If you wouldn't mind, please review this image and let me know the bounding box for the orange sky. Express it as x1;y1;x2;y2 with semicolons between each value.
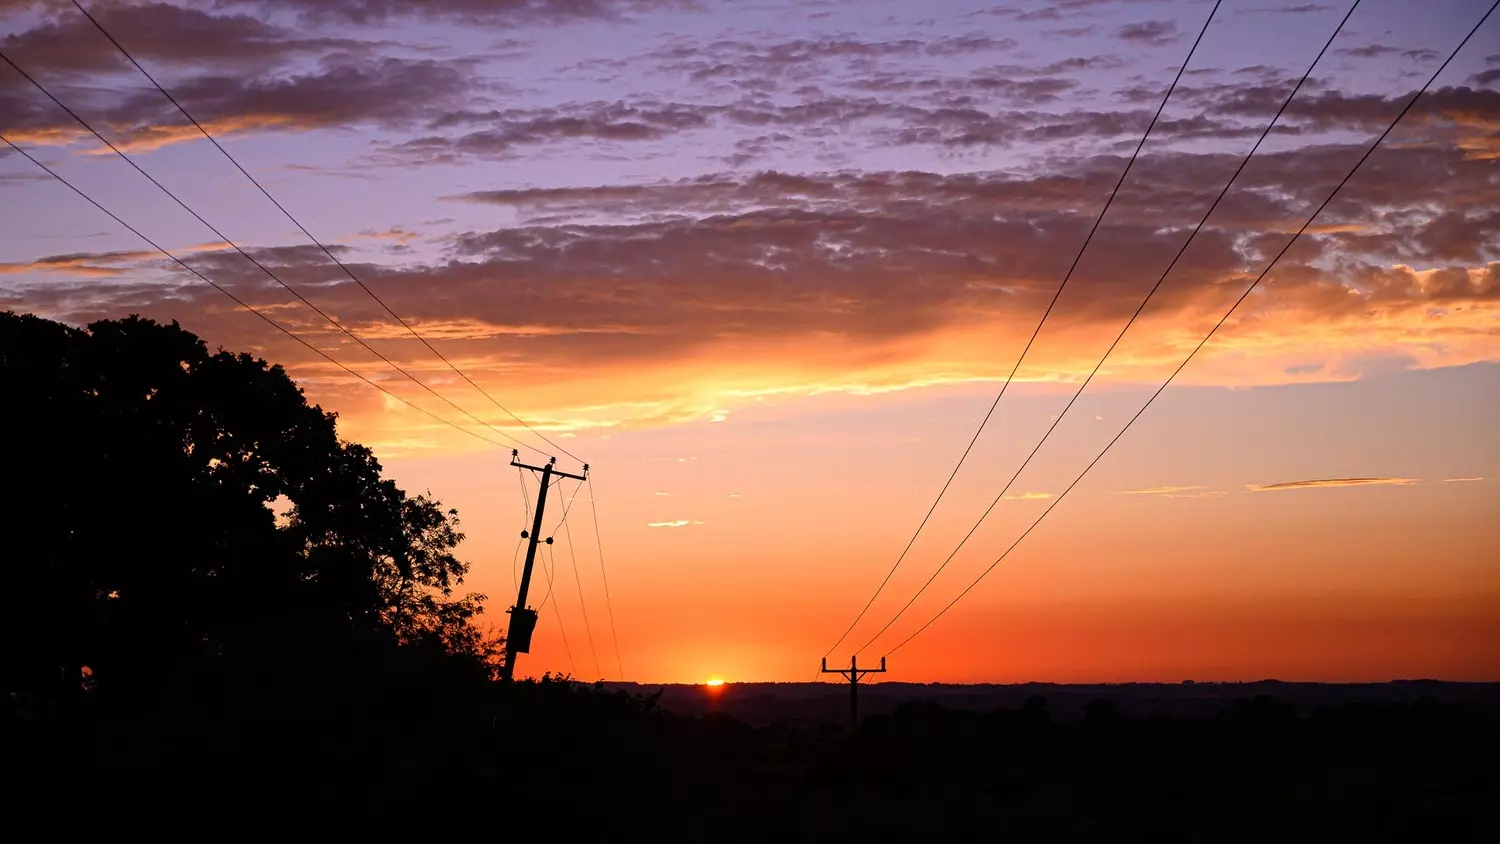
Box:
3;0;1498;682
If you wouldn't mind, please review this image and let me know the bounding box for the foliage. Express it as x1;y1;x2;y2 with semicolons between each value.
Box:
0;311;491;714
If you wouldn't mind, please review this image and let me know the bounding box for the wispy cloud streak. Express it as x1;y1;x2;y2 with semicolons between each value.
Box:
1246;477;1417;492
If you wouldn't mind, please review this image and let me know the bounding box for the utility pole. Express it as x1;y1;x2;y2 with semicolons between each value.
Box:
502;450;588;682
821;656;886;730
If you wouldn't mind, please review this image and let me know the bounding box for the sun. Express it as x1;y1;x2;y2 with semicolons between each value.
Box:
705;678;725;687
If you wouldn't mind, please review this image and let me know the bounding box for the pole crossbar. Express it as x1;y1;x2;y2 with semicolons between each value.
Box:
820;656;887;730
502;451;589;681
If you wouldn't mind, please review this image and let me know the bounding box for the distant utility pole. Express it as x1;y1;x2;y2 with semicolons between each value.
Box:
502;450;588;682
821;656;886;730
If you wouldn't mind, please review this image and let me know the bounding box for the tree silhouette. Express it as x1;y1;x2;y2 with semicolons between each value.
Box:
1;312;491;716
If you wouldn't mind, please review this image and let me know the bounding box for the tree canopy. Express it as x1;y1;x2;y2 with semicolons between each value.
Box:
1;312;491;715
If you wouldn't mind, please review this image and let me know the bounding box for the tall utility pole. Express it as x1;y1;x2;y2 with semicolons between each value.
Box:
821;656;886;730
502;450;588;682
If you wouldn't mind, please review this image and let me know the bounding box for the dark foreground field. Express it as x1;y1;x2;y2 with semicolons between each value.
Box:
12;676;1499;841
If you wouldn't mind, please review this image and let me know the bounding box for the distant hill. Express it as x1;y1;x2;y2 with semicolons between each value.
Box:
602;680;1500;727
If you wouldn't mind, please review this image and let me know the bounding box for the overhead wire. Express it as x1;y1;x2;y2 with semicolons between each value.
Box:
854;0;1363;656
0;48;538;457
514;466;535;592
0;133;512;451
878;0;1498;659
587;475;625;680
561;493;602;680
817;0;1226;665
547;477;586;537
68;0;581;466
540;543;578;677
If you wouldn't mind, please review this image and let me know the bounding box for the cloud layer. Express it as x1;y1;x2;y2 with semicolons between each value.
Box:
3;0;1498;448
1246;477;1418;492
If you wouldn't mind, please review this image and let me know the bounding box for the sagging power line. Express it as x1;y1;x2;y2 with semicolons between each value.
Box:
561;490;603;680
818;0;1227;667
876;0;1499;660
0;133;513;452
67;0;580;467
0;48;542;459
854;0;1365;658
587;475;626;681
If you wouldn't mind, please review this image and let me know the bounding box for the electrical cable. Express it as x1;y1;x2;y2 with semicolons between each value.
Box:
562;504;602;680
878;0;1498;658
0;48;537;456
587;475;625;680
539;543;577;677
0;132;510;450
514;466;535;592
68;0;581;466
548;477;585;537
818;0;1226;664
855;0;1363;656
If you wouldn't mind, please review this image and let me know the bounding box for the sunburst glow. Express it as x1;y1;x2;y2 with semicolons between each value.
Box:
705;678;725;687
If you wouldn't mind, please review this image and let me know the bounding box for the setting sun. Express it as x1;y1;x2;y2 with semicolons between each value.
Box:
705;678;725;687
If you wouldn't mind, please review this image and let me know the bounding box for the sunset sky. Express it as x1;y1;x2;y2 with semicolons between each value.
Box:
2;0;1497;683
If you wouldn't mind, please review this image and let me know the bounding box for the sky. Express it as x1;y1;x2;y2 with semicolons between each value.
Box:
2;0;1497;684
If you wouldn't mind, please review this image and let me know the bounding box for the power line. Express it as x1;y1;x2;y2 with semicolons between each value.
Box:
69;0;581;466
561;494;602;680
514;466;535;592
587;475;625;680
854;0;1362;656
518;467;556;608
818;0;1226;663
548;477;585;537
0;48;538;457
0;132;511;452
539;544;578;677
879;0;1498;659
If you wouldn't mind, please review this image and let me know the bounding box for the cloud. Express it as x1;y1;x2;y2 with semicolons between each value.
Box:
1336;44;1441;62
0;56;479;152
1120;484;1225;499
251;0;688;26
374;63;1500;167
635;34;1019;92
0;249;153;278
980;0;1164;23
1003;491;1053;501
1246;478;1418;492
390;99;714;162
1443;477;1484;482
7;66;1500;441
0;2;378;74
0;241;231;277
1115;20;1179;46
11;139;1499;439
1239;4;1336;14
646;519;703;528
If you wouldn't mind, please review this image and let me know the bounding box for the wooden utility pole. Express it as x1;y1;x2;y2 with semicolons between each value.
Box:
502;450;588;682
821;656;886;730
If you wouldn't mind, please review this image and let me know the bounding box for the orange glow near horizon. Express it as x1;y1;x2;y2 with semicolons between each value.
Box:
377;367;1500;685
4;0;1498;687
